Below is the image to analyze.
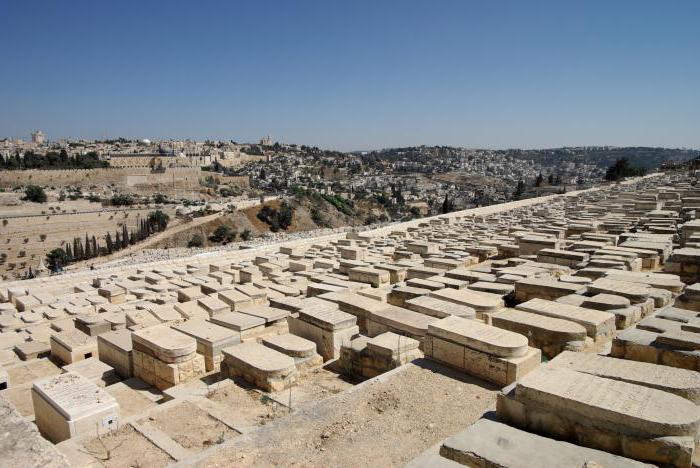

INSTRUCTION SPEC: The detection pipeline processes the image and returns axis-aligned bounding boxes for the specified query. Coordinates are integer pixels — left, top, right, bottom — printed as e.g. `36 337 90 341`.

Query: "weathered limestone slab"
406 278 446 291
373 264 407 283
489 309 589 358
235 284 268 304
605 271 685 294
339 332 421 379
173 300 210 320
50 330 98 365
221 342 297 392
404 295 476 319
366 305 437 341
262 333 322 369
75 315 111 337
97 284 126 304
387 286 431 308
424 316 540 386
0 392 69 467
15 340 50 360
217 289 254 311
239 305 290 324
549 351 700 403
62 357 117 387
439 418 651 468
498 366 700 467
426 275 468 290
518 235 565 256
429 288 504 319
288 305 358 360
96 329 133 378
536 248 589 267
589 278 651 304
317 290 387 331
445 268 497 284
177 286 204 303
196 295 230 316
132 325 196 363
516 298 616 346
210 311 267 339
32 372 119 443
172 319 241 371
428 316 528 357
348 266 390 288
514 278 586 303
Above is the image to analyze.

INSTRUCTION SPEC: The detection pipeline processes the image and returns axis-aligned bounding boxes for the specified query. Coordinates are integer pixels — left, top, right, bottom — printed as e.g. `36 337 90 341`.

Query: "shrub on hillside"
23 185 47 203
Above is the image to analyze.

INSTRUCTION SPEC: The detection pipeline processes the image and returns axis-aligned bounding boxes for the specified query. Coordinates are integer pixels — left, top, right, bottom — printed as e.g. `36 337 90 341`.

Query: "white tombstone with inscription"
31 372 119 443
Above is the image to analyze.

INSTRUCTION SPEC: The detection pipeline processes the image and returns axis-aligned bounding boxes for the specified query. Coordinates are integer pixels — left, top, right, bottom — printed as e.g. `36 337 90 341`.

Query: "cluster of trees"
44 210 170 272
188 226 251 248
110 193 134 206
605 158 647 181
209 225 237 243
23 185 47 203
256 202 294 232
1 150 108 170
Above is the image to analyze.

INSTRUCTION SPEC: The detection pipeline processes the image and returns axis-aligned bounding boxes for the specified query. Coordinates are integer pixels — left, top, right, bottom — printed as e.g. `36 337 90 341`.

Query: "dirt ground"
81 424 173 468
207 381 279 427
192 360 498 467
144 401 238 450
266 367 354 411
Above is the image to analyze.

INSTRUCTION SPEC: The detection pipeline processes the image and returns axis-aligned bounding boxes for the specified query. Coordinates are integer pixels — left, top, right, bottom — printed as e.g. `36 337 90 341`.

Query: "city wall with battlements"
0 168 249 195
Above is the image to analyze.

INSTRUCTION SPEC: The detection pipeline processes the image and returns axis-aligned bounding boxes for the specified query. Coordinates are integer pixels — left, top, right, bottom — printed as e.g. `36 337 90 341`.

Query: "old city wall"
0 168 249 193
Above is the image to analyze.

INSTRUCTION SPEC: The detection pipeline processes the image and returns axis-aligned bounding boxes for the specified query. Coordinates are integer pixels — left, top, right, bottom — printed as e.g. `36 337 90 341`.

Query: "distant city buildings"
31 130 45 144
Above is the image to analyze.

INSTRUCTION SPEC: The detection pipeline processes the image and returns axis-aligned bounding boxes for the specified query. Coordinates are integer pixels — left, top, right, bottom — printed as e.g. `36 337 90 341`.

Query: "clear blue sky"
1 0 698 151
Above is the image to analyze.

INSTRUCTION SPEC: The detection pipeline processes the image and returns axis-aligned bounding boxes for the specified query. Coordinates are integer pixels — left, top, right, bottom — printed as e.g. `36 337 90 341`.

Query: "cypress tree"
122 224 128 249
85 233 91 258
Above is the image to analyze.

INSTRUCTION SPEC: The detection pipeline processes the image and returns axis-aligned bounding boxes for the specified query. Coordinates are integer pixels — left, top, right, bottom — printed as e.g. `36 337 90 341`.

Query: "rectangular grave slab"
498 366 700 467
516 298 616 346
439 419 651 468
489 308 589 358
549 351 700 403
32 372 119 443
50 330 98 365
424 316 540 386
404 295 476 319
221 342 297 392
97 329 133 378
172 320 241 371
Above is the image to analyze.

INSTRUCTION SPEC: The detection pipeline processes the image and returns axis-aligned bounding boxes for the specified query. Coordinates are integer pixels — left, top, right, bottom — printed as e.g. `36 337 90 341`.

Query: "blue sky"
1 0 698 150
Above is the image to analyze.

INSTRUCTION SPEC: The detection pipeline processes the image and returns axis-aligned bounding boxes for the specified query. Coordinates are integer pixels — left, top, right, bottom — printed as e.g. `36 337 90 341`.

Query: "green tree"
24 185 47 203
110 194 134 206
535 173 544 187
45 248 68 272
605 158 647 181
209 225 236 243
147 210 170 232
513 180 526 199
188 234 204 248
240 229 252 241
441 194 455 214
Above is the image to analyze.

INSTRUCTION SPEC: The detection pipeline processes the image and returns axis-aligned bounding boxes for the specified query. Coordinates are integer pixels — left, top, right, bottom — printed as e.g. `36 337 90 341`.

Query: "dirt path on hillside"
65 211 223 271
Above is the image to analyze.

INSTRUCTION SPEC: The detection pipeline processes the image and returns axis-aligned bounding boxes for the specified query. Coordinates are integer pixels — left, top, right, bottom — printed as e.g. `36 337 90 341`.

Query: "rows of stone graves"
2 172 700 466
